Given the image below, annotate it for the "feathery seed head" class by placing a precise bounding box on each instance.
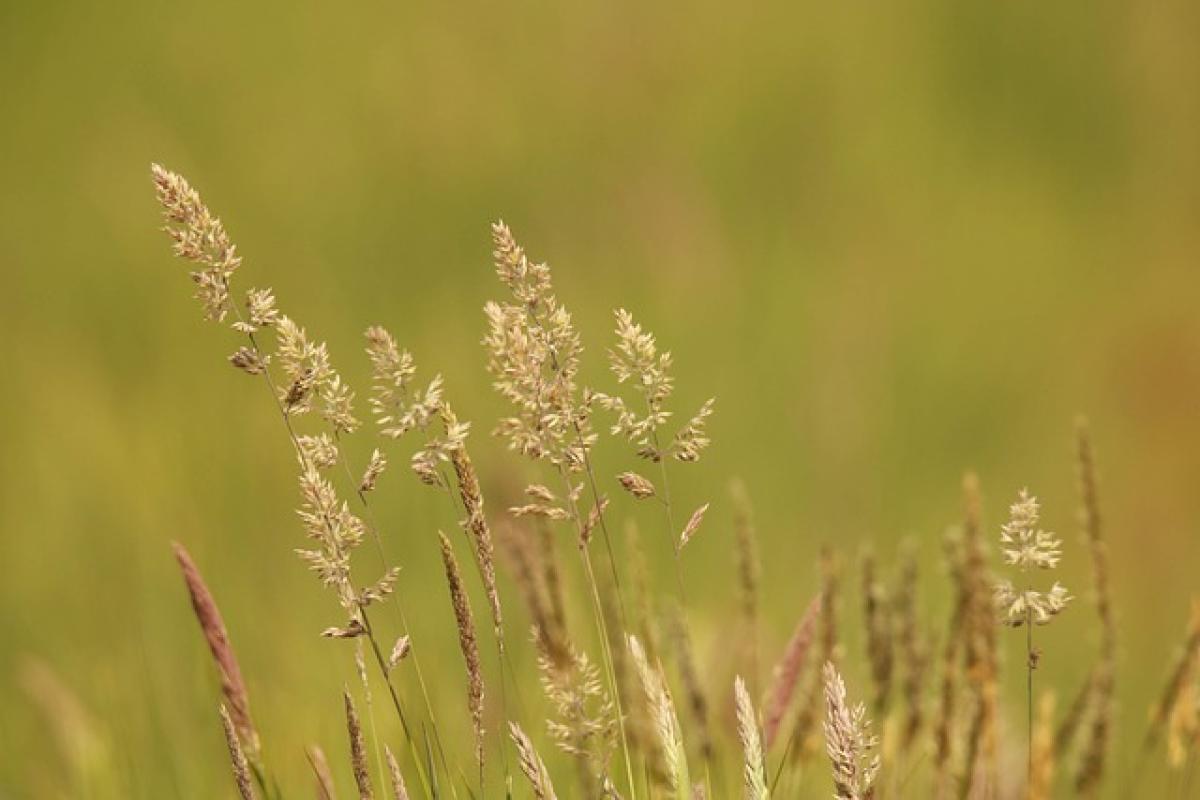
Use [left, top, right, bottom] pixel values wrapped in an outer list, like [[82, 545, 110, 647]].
[[484, 224, 594, 469], [678, 503, 710, 551], [594, 307, 714, 463], [822, 662, 880, 800], [995, 489, 1071, 627], [359, 448, 387, 493], [618, 471, 657, 499], [1000, 489, 1063, 570], [384, 745, 410, 800], [387, 635, 412, 670], [173, 543, 260, 758], [365, 325, 443, 440], [735, 676, 769, 800], [152, 164, 241, 322], [343, 688, 374, 800], [229, 346, 267, 375], [629, 635, 689, 796], [510, 722, 559, 800], [219, 704, 258, 800]]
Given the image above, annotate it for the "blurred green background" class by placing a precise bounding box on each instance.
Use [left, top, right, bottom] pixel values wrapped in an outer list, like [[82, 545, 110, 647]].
[[2, 0, 1199, 796]]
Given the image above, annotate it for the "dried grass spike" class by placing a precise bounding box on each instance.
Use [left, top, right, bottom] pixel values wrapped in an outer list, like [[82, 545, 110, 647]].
[[173, 542, 259, 757], [451, 442, 503, 637], [678, 503, 709, 551], [384, 745, 410, 800], [735, 676, 769, 800], [629, 635, 689, 797], [618, 471, 656, 499], [343, 689, 374, 800], [439, 531, 485, 767], [306, 745, 337, 800], [762, 593, 822, 749], [510, 722, 559, 800], [821, 662, 879, 800], [219, 705, 258, 800]]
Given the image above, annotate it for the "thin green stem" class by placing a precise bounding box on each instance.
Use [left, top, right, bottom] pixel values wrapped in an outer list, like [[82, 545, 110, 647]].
[[224, 309, 438, 797]]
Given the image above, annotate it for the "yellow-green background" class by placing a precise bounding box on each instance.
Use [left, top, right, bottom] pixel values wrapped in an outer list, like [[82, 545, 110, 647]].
[[2, 0, 1198, 797]]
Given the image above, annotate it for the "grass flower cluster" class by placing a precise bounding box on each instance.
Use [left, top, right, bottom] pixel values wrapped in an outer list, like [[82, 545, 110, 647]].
[[151, 165, 1200, 800]]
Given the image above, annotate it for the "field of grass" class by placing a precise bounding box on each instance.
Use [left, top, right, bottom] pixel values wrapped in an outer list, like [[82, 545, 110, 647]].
[[2, 1, 1199, 798]]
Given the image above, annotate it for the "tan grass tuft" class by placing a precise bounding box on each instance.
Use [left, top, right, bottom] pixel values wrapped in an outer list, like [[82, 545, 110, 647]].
[[629, 635, 689, 797], [735, 675, 769, 800], [762, 593, 822, 750], [343, 689, 374, 800], [438, 531, 486, 767], [219, 705, 258, 800], [677, 503, 709, 551], [384, 745, 410, 800], [510, 722, 559, 800], [821, 662, 879, 800], [173, 542, 259, 758], [450, 439, 503, 638]]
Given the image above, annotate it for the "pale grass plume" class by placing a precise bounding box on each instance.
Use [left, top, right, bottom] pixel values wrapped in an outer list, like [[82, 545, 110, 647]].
[[734, 675, 768, 800], [438, 531, 486, 767], [384, 745, 410, 800], [343, 689, 374, 800], [306, 745, 337, 800], [387, 636, 412, 670], [450, 432, 503, 638], [762, 593, 821, 750], [580, 494, 610, 548], [294, 459, 362, 615], [534, 633, 617, 790], [364, 325, 443, 441], [151, 163, 241, 322], [593, 308, 714, 464], [172, 542, 259, 758], [510, 722, 559, 800], [484, 221, 593, 469], [629, 635, 689, 798], [274, 316, 359, 431], [822, 662, 880, 800], [677, 503, 709, 551], [220, 704, 258, 800], [994, 490, 1072, 627], [618, 471, 656, 500], [359, 448, 387, 493]]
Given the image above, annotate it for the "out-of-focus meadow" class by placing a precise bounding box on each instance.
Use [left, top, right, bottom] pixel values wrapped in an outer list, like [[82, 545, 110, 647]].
[[2, 0, 1199, 796]]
